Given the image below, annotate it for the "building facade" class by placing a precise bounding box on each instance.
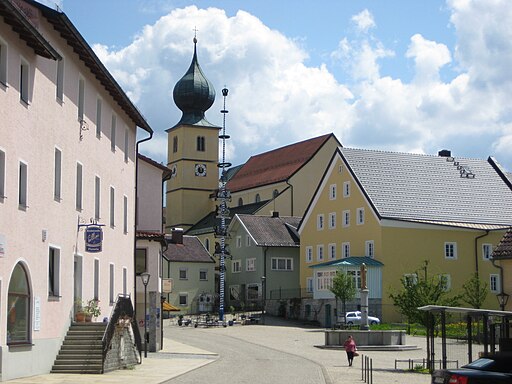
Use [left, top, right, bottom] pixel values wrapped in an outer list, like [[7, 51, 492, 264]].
[[0, 1, 151, 380]]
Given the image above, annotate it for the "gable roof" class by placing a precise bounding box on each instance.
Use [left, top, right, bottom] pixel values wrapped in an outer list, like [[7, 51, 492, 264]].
[[491, 228, 512, 259], [138, 153, 170, 173], [186, 200, 268, 236], [339, 148, 512, 227], [235, 214, 301, 247], [162, 235, 214, 263], [226, 133, 338, 192]]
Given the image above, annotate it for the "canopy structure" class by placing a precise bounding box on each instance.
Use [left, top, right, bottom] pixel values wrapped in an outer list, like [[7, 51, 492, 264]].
[[162, 301, 180, 311]]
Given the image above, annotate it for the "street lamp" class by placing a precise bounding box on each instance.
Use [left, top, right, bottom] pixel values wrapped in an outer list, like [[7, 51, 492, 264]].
[[261, 276, 266, 324], [497, 291, 509, 312], [140, 272, 150, 358]]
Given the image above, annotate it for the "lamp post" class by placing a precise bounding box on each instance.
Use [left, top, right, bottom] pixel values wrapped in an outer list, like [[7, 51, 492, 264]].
[[261, 276, 266, 324], [140, 272, 150, 358], [497, 291, 509, 312]]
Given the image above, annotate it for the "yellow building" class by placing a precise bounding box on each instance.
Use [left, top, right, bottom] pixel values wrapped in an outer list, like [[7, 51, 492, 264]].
[[491, 228, 512, 311], [298, 148, 512, 322]]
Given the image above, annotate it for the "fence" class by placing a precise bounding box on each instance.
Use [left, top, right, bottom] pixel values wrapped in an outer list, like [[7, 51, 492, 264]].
[[361, 354, 373, 384]]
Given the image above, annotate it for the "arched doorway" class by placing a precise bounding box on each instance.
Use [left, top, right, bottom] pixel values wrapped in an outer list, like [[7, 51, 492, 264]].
[[7, 262, 31, 344]]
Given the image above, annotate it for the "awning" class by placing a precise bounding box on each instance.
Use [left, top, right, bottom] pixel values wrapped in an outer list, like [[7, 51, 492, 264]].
[[162, 301, 180, 311]]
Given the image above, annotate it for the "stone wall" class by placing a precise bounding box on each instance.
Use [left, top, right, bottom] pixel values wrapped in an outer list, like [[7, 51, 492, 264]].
[[104, 324, 140, 372]]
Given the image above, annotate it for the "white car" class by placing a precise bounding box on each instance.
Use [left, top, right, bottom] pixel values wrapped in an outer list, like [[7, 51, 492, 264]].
[[344, 311, 380, 325]]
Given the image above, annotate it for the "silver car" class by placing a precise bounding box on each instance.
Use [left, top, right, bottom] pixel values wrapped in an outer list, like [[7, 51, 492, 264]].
[[345, 311, 380, 325]]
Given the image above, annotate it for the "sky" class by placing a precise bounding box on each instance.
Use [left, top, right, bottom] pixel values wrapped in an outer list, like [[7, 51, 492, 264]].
[[41, 0, 512, 171]]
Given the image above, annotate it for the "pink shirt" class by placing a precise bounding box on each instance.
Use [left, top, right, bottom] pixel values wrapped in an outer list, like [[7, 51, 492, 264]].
[[344, 339, 356, 352]]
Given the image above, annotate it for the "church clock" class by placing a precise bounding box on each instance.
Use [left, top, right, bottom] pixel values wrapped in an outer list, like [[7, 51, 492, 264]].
[[195, 163, 207, 177]]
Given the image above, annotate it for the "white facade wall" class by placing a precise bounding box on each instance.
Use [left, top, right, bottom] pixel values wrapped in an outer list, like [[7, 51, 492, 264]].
[[137, 159, 164, 232], [0, 5, 143, 380]]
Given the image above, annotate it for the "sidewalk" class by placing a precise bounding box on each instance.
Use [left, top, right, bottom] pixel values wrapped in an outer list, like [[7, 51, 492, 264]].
[[5, 338, 218, 384]]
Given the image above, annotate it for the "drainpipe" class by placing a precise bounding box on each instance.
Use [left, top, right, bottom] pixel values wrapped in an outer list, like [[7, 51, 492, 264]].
[[474, 230, 489, 277], [285, 180, 294, 216], [133, 130, 153, 317], [263, 246, 268, 301]]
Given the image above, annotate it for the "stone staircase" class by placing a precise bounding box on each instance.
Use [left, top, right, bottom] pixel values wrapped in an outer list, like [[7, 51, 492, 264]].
[[51, 322, 106, 374]]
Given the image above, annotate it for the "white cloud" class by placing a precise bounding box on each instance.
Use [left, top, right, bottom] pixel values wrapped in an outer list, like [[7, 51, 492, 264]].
[[406, 34, 451, 84], [351, 9, 376, 33]]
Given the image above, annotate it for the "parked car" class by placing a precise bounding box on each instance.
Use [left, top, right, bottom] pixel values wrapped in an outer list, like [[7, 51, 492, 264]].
[[344, 311, 380, 325], [431, 355, 512, 383]]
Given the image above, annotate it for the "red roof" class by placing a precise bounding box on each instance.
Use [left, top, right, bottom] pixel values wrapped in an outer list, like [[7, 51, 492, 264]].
[[227, 134, 335, 192]]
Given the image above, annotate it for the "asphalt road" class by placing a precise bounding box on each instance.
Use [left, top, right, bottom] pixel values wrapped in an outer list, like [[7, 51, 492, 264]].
[[165, 326, 326, 384]]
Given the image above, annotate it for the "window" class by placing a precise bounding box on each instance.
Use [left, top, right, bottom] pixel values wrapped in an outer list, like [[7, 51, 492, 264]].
[[48, 247, 60, 297], [109, 186, 115, 227], [246, 235, 251, 247], [238, 197, 243, 206], [317, 245, 324, 261], [247, 284, 260, 301], [328, 243, 336, 260], [179, 293, 188, 306], [123, 195, 128, 233], [199, 269, 207, 281], [94, 176, 101, 220], [236, 236, 242, 248], [124, 128, 129, 162], [0, 149, 5, 200], [255, 193, 261, 203], [343, 181, 350, 197], [54, 148, 62, 201], [347, 269, 361, 289], [20, 57, 29, 103], [56, 58, 64, 101], [482, 244, 493, 260], [173, 136, 178, 153], [7, 263, 31, 344], [246, 258, 256, 271], [204, 238, 210, 252], [317, 214, 324, 230], [490, 274, 500, 293], [356, 208, 365, 225], [196, 136, 205, 151], [232, 260, 241, 273], [328, 212, 336, 229], [329, 184, 337, 200], [317, 270, 336, 291], [18, 161, 27, 208], [273, 189, 279, 198], [110, 115, 116, 152], [77, 77, 85, 120], [342, 210, 350, 227], [179, 268, 188, 280], [135, 248, 147, 275], [109, 263, 115, 304], [93, 259, 100, 301], [0, 39, 6, 86], [444, 242, 457, 259], [306, 278, 313, 293], [440, 274, 451, 291], [342, 242, 350, 258], [75, 162, 82, 210], [271, 257, 293, 271], [404, 273, 418, 285], [122, 267, 127, 295], [96, 98, 102, 137], [305, 246, 313, 263], [365, 240, 374, 258]]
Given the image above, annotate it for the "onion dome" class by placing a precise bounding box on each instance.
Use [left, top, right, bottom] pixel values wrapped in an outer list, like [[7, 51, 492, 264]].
[[172, 37, 217, 127]]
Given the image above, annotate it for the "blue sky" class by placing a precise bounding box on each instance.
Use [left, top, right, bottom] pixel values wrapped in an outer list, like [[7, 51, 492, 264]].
[[45, 1, 512, 171]]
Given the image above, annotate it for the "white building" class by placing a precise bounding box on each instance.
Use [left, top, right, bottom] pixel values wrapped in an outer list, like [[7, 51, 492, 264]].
[[0, 0, 152, 380]]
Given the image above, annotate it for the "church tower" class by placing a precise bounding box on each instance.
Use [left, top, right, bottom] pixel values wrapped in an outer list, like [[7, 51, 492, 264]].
[[166, 37, 220, 232]]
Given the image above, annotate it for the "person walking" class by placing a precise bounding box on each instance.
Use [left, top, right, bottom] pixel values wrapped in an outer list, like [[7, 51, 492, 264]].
[[343, 335, 357, 366]]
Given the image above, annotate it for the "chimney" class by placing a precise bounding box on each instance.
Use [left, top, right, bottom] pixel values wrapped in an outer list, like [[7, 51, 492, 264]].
[[272, 211, 279, 218], [438, 149, 451, 157], [171, 228, 184, 244]]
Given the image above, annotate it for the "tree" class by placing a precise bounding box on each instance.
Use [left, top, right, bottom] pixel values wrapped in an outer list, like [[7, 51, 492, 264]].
[[461, 273, 488, 309], [330, 270, 357, 322], [389, 260, 461, 327]]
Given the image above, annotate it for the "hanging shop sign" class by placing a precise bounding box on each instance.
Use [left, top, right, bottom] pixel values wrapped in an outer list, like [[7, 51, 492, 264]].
[[85, 225, 103, 253]]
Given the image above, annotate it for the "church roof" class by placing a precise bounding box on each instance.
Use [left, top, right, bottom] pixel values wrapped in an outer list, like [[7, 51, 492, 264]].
[[169, 38, 218, 129], [235, 214, 301, 247], [491, 228, 512, 259], [227, 133, 336, 192]]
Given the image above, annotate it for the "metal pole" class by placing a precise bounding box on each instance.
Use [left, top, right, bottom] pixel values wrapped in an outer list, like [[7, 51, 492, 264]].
[[144, 283, 148, 358]]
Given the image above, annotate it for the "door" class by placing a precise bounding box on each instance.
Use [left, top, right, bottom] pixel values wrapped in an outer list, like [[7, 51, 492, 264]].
[[73, 255, 83, 313]]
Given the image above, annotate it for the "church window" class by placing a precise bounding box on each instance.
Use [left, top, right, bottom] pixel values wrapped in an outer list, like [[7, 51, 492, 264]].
[[273, 189, 279, 198], [173, 136, 178, 153], [238, 197, 243, 206], [255, 194, 261, 203], [196, 136, 205, 152]]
